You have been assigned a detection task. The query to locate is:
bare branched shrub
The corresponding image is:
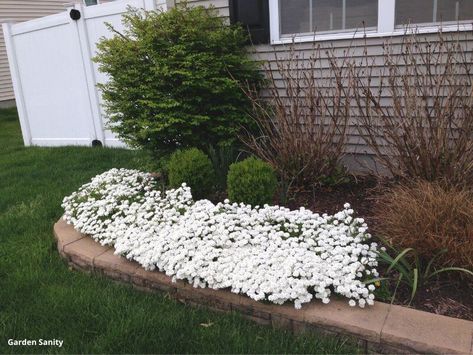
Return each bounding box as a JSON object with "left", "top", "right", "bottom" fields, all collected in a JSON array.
[
  {"left": 241, "top": 43, "right": 353, "bottom": 194},
  {"left": 375, "top": 180, "right": 473, "bottom": 269},
  {"left": 353, "top": 29, "right": 473, "bottom": 185}
]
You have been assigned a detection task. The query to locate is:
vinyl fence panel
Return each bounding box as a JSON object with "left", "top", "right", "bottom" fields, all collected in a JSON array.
[{"left": 2, "top": 0, "right": 166, "bottom": 147}]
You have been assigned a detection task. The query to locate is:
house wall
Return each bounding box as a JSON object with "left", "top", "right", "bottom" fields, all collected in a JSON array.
[
  {"left": 179, "top": 0, "right": 473, "bottom": 172},
  {"left": 0, "top": 0, "right": 116, "bottom": 105},
  {"left": 185, "top": 0, "right": 229, "bottom": 18}
]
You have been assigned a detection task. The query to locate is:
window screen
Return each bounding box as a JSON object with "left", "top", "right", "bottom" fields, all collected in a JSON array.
[
  {"left": 396, "top": 0, "right": 473, "bottom": 26},
  {"left": 280, "top": 0, "right": 378, "bottom": 36}
]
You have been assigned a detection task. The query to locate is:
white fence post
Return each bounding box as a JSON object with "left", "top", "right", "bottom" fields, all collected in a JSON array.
[
  {"left": 72, "top": 3, "right": 106, "bottom": 144},
  {"left": 2, "top": 22, "right": 32, "bottom": 146}
]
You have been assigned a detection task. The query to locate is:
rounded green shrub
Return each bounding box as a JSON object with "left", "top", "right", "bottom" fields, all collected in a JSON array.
[
  {"left": 167, "top": 148, "right": 215, "bottom": 200},
  {"left": 94, "top": 5, "right": 264, "bottom": 155},
  {"left": 227, "top": 157, "right": 277, "bottom": 206}
]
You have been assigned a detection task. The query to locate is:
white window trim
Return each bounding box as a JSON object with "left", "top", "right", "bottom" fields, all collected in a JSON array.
[{"left": 269, "top": 0, "right": 473, "bottom": 45}]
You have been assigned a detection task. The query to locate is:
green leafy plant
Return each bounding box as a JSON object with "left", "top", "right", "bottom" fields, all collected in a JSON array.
[
  {"left": 372, "top": 279, "right": 392, "bottom": 302},
  {"left": 227, "top": 157, "right": 277, "bottom": 206},
  {"left": 167, "top": 148, "right": 215, "bottom": 200},
  {"left": 318, "top": 165, "right": 351, "bottom": 187},
  {"left": 376, "top": 244, "right": 473, "bottom": 304},
  {"left": 94, "top": 5, "right": 264, "bottom": 156},
  {"left": 207, "top": 144, "right": 242, "bottom": 190}
]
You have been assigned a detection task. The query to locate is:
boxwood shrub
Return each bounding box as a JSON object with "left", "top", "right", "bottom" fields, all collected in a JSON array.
[
  {"left": 167, "top": 148, "right": 215, "bottom": 199},
  {"left": 227, "top": 157, "right": 277, "bottom": 206}
]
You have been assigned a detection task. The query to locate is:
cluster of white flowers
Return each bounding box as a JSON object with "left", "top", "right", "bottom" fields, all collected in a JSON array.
[{"left": 62, "top": 168, "right": 380, "bottom": 309}]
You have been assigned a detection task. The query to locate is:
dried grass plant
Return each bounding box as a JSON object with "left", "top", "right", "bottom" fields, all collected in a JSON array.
[{"left": 375, "top": 180, "right": 473, "bottom": 269}]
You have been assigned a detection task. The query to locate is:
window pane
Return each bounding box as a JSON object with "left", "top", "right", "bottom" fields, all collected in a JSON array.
[
  {"left": 396, "top": 0, "right": 473, "bottom": 26},
  {"left": 344, "top": 0, "right": 378, "bottom": 30},
  {"left": 312, "top": 0, "right": 342, "bottom": 32},
  {"left": 396, "top": 0, "right": 433, "bottom": 25},
  {"left": 437, "top": 0, "right": 473, "bottom": 22},
  {"left": 280, "top": 0, "right": 377, "bottom": 36},
  {"left": 280, "top": 0, "right": 311, "bottom": 35}
]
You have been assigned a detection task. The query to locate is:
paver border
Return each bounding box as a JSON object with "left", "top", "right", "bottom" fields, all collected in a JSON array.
[{"left": 54, "top": 218, "right": 473, "bottom": 354}]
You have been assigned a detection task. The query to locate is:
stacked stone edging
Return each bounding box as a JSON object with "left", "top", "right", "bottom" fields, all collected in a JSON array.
[{"left": 54, "top": 218, "right": 473, "bottom": 354}]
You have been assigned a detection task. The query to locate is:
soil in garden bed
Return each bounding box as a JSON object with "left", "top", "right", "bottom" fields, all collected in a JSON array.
[
  {"left": 285, "top": 177, "right": 473, "bottom": 321},
  {"left": 285, "top": 176, "right": 379, "bottom": 227},
  {"left": 393, "top": 274, "right": 473, "bottom": 321}
]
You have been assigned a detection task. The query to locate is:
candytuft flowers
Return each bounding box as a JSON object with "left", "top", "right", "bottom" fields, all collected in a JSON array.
[{"left": 62, "top": 168, "right": 379, "bottom": 309}]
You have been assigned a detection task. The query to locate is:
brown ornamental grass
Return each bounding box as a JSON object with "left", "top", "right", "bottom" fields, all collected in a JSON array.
[{"left": 375, "top": 180, "right": 473, "bottom": 269}]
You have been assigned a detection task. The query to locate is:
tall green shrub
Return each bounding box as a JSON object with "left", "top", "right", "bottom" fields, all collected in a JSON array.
[
  {"left": 227, "top": 157, "right": 277, "bottom": 206},
  {"left": 167, "top": 148, "right": 215, "bottom": 199},
  {"left": 94, "top": 5, "right": 264, "bottom": 155}
]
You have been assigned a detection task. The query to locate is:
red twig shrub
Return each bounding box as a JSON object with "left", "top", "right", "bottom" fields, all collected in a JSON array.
[
  {"left": 353, "top": 30, "right": 473, "bottom": 185},
  {"left": 240, "top": 43, "right": 353, "bottom": 194},
  {"left": 374, "top": 180, "right": 473, "bottom": 269}
]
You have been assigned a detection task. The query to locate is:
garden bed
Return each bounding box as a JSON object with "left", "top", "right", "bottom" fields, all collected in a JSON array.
[
  {"left": 62, "top": 169, "right": 473, "bottom": 321},
  {"left": 61, "top": 169, "right": 381, "bottom": 310},
  {"left": 56, "top": 165, "right": 473, "bottom": 354}
]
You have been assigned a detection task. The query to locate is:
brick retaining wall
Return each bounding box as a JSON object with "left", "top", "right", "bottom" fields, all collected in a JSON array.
[{"left": 54, "top": 218, "right": 473, "bottom": 354}]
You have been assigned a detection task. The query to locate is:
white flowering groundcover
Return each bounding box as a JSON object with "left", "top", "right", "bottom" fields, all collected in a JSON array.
[{"left": 62, "top": 168, "right": 381, "bottom": 309}]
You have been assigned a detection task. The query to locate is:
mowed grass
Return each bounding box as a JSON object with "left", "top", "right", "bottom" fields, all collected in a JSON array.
[{"left": 0, "top": 108, "right": 361, "bottom": 354}]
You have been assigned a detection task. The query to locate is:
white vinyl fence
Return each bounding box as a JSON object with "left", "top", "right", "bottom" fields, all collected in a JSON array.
[{"left": 2, "top": 0, "right": 167, "bottom": 147}]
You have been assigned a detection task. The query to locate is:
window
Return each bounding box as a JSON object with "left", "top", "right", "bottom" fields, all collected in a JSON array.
[
  {"left": 229, "top": 0, "right": 270, "bottom": 44},
  {"left": 84, "top": 0, "right": 98, "bottom": 5},
  {"left": 396, "top": 0, "right": 473, "bottom": 26},
  {"left": 269, "top": 0, "right": 473, "bottom": 44},
  {"left": 280, "top": 0, "right": 378, "bottom": 36}
]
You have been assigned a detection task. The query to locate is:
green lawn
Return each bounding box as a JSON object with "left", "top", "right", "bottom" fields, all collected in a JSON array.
[{"left": 0, "top": 108, "right": 361, "bottom": 354}]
